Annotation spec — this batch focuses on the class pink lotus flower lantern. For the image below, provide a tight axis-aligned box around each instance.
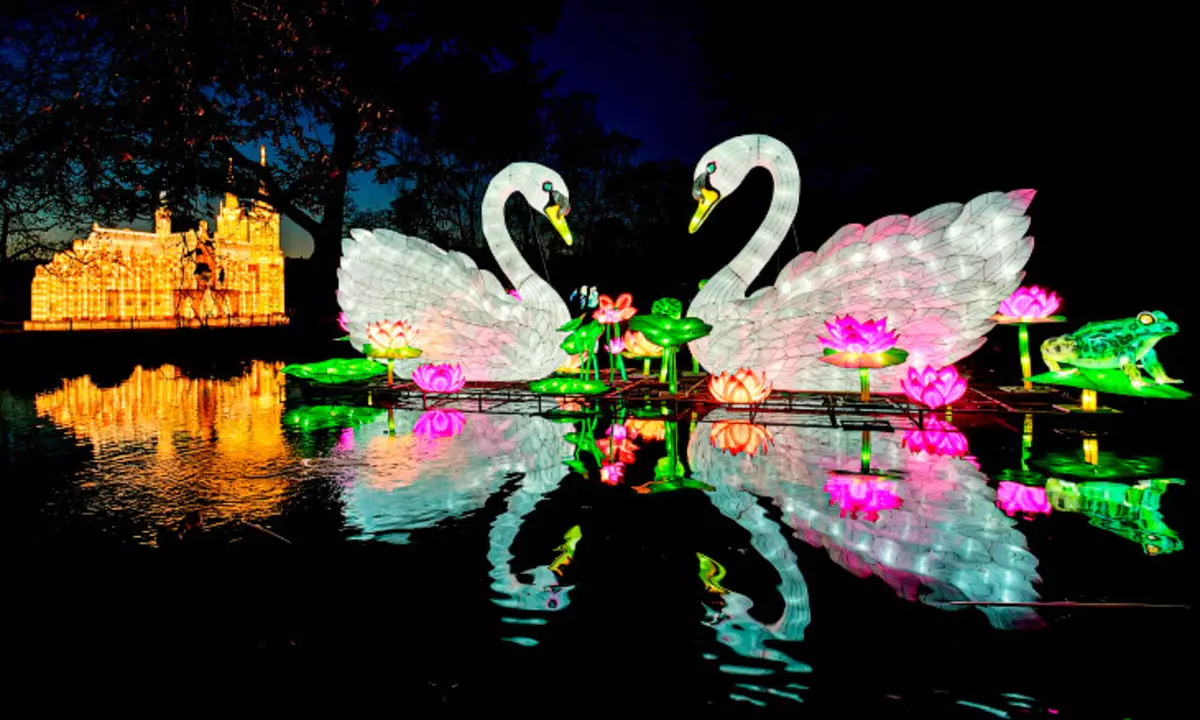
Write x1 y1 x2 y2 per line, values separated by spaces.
819 316 900 354
817 316 909 401
593 293 637 324
823 476 901 523
994 285 1063 323
413 408 466 440
997 481 1052 518
411 363 466 394
990 285 1065 389
902 417 969 458
901 364 967 410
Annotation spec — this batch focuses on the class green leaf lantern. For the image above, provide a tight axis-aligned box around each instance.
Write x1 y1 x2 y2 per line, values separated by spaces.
281 358 388 384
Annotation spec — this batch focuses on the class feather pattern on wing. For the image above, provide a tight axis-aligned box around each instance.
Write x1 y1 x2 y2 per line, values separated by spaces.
339 229 568 381
338 162 572 382
694 183 1034 391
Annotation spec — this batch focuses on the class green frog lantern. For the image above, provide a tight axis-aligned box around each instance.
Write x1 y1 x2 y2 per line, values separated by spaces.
1030 310 1189 406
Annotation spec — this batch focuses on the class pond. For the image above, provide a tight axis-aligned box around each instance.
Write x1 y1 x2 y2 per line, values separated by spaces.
2 359 1189 715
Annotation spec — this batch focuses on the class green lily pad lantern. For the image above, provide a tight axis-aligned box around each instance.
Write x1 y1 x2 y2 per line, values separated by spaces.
532 315 610 395
281 357 387 385
630 313 712 393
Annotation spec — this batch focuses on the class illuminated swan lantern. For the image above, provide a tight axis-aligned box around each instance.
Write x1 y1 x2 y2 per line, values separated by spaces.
686 134 1037 391
338 163 573 381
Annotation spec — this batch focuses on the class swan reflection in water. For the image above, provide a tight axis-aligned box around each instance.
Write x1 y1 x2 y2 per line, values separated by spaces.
287 401 579 643
689 409 1043 631
317 403 571 552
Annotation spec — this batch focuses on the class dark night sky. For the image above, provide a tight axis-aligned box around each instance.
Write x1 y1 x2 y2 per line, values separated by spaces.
530 0 706 164
281 2 1193 342
283 0 705 257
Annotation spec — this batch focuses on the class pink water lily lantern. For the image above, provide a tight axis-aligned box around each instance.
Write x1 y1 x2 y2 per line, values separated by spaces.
818 316 901 355
413 408 466 439
997 481 1052 518
994 285 1064 323
817 316 908 401
902 417 969 458
991 286 1065 389
901 364 967 409
411 363 466 394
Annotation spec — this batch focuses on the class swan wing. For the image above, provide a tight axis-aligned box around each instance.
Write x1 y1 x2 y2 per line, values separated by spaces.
695 190 1034 391
338 229 568 381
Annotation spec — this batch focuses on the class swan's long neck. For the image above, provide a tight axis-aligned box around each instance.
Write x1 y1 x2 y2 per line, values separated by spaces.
481 169 559 308
693 138 800 312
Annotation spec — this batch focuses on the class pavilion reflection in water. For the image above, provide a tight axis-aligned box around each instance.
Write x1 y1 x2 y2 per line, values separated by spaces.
33 361 291 538
689 409 1043 630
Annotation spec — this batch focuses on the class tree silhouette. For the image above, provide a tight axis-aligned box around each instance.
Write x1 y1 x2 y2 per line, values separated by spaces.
3 0 563 313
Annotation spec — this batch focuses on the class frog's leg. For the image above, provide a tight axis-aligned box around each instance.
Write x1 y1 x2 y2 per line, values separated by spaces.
1041 338 1077 375
1140 349 1183 384
1120 352 1148 388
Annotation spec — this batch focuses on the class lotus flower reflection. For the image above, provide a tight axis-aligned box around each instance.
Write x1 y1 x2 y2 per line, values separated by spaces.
997 482 1052 517
709 368 772 404
413 408 466 439
600 461 625 485
411 363 466 394
996 285 1062 323
901 365 967 409
625 418 666 442
823 476 901 523
709 420 773 457
902 417 969 458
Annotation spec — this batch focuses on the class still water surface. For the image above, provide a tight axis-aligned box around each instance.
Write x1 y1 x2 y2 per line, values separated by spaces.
3 360 1189 715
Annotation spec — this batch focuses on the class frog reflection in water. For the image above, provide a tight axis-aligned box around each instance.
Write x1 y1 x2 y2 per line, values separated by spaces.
1041 310 1182 388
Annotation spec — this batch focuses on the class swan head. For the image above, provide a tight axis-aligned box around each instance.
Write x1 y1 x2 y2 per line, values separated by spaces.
688 136 760 233
510 163 573 246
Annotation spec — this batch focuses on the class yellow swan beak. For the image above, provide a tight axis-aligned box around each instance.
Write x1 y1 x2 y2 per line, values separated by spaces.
545 204 573 246
689 186 721 234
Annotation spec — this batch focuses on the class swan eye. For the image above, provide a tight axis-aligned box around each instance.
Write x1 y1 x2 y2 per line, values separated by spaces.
542 181 553 192
706 162 716 174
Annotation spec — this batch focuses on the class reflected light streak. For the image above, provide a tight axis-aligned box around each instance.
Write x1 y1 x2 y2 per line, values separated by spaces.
34 361 290 539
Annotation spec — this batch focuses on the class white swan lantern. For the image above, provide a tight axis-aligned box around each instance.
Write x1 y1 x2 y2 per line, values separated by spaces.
687 134 1036 392
338 163 574 382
